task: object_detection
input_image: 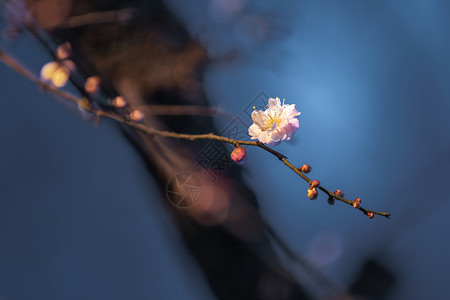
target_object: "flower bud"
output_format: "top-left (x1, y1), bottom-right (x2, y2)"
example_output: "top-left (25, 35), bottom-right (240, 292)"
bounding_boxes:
top-left (299, 164), bottom-right (311, 173)
top-left (367, 212), bottom-right (374, 219)
top-left (51, 66), bottom-right (70, 88)
top-left (307, 187), bottom-right (318, 200)
top-left (130, 109), bottom-right (145, 122)
top-left (354, 198), bottom-right (361, 204)
top-left (57, 42), bottom-right (72, 60)
top-left (62, 59), bottom-right (76, 72)
top-left (84, 76), bottom-right (101, 94)
top-left (40, 61), bottom-right (59, 81)
top-left (230, 146), bottom-right (247, 164)
top-left (112, 96), bottom-right (127, 108)
top-left (327, 196), bottom-right (335, 205)
top-left (352, 200), bottom-right (360, 208)
top-left (310, 179), bottom-right (320, 188)
top-left (334, 189), bottom-right (344, 197)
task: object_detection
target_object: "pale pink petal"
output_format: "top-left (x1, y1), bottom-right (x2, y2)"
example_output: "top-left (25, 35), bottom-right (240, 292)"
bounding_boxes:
top-left (258, 131), bottom-right (271, 144)
top-left (290, 107), bottom-right (301, 117)
top-left (268, 97), bottom-right (281, 107)
top-left (251, 110), bottom-right (268, 128)
top-left (270, 129), bottom-right (285, 142)
top-left (289, 118), bottom-right (299, 129)
top-left (248, 123), bottom-right (262, 139)
top-left (267, 139), bottom-right (281, 147)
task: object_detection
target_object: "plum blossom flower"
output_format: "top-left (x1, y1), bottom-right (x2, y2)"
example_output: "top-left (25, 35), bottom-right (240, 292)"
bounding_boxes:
top-left (248, 97), bottom-right (300, 146)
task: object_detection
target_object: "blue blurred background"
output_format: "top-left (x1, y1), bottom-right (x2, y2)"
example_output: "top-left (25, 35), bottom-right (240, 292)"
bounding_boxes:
top-left (1, 0), bottom-right (449, 299)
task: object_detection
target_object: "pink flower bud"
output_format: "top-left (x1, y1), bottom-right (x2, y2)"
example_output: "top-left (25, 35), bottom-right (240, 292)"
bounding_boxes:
top-left (130, 109), bottom-right (145, 122)
top-left (230, 146), bottom-right (247, 164)
top-left (62, 59), bottom-right (76, 72)
top-left (310, 179), bottom-right (320, 188)
top-left (299, 164), bottom-right (311, 173)
top-left (307, 187), bottom-right (318, 200)
top-left (84, 76), bottom-right (101, 94)
top-left (367, 212), bottom-right (374, 219)
top-left (57, 42), bottom-right (72, 60)
top-left (334, 189), bottom-right (344, 197)
top-left (112, 96), bottom-right (127, 108)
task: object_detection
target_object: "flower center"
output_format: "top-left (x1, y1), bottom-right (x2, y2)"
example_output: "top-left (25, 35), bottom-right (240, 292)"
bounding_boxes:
top-left (266, 110), bottom-right (283, 129)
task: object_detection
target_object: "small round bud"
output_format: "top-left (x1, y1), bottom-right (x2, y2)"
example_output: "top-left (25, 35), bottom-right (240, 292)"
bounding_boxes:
top-left (84, 76), bottom-right (101, 94)
top-left (130, 109), bottom-right (145, 122)
top-left (40, 61), bottom-right (59, 81)
top-left (230, 146), bottom-right (247, 164)
top-left (299, 164), bottom-right (311, 173)
top-left (307, 187), bottom-right (318, 200)
top-left (327, 196), bottom-right (335, 205)
top-left (354, 198), bottom-right (361, 204)
top-left (57, 42), bottom-right (72, 60)
top-left (62, 59), bottom-right (76, 72)
top-left (352, 201), bottom-right (360, 208)
top-left (51, 66), bottom-right (70, 88)
top-left (112, 96), bottom-right (127, 108)
top-left (367, 212), bottom-right (374, 219)
top-left (310, 179), bottom-right (320, 188)
top-left (334, 189), bottom-right (344, 197)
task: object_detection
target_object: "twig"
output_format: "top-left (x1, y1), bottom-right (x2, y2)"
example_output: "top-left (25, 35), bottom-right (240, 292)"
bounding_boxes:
top-left (0, 47), bottom-right (391, 219)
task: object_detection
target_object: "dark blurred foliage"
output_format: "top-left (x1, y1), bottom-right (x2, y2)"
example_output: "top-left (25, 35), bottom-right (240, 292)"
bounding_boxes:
top-left (16, 0), bottom-right (314, 299)
top-left (350, 259), bottom-right (395, 300)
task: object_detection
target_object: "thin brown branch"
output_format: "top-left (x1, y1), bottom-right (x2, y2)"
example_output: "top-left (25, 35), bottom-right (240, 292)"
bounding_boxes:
top-left (0, 47), bottom-right (391, 219)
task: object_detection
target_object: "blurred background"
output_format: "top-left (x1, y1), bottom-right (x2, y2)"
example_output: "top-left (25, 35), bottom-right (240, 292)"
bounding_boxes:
top-left (0, 0), bottom-right (449, 299)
